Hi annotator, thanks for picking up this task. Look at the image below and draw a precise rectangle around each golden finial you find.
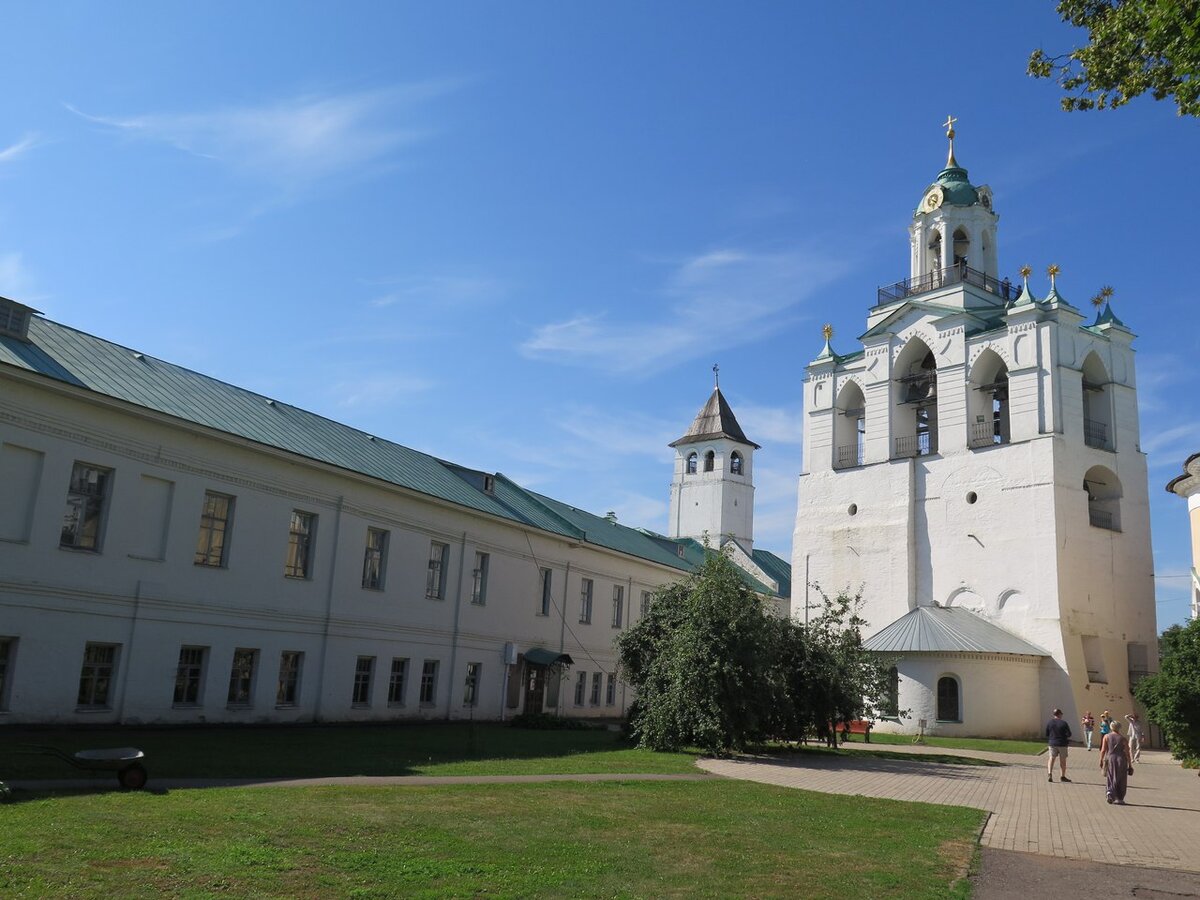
[942,114,958,167]
[1100,285,1114,301]
[1091,292,1105,309]
[822,324,834,342]
[1019,265,1032,279]
[1047,264,1060,288]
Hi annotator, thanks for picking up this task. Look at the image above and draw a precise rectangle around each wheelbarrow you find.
[23,745,148,790]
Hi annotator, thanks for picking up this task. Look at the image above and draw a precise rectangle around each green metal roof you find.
[1,316,795,585]
[751,548,792,600]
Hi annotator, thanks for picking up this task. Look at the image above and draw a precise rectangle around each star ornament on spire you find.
[1047,264,1060,288]
[822,323,834,341]
[1019,265,1032,280]
[1100,285,1114,301]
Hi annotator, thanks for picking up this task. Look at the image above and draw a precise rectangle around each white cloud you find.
[521,245,844,376]
[0,252,36,298]
[68,82,457,193]
[735,403,804,447]
[0,133,39,165]
[325,372,434,408]
[368,275,504,309]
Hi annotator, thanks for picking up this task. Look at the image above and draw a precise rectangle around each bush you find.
[508,712,596,731]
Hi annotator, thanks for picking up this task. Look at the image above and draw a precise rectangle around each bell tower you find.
[667,367,759,551]
[909,115,999,281]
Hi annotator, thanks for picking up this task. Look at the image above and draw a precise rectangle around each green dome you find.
[932,165,979,206]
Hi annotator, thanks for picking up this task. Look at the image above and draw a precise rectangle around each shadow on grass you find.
[733,745,1007,779]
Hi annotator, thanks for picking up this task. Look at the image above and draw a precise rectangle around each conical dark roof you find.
[669,387,759,448]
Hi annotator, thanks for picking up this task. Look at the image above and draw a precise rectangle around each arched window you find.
[892,339,937,459]
[1081,352,1113,450]
[686,452,698,475]
[730,451,743,475]
[952,227,970,270]
[834,381,866,468]
[885,667,899,718]
[968,349,1009,448]
[1084,465,1122,532]
[936,675,961,722]
[704,450,715,472]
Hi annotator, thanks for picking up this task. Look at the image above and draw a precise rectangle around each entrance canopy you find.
[523,648,574,667]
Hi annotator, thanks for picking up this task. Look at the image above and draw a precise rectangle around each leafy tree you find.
[615,550,785,754]
[1028,1,1200,117]
[1134,619,1200,763]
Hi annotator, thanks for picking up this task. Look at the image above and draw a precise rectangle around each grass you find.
[2,722,698,780]
[840,731,1047,756]
[0,780,985,898]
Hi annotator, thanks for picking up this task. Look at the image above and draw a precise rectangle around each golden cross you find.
[942,114,957,137]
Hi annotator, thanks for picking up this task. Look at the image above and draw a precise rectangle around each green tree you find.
[1028,1,1200,116]
[1134,619,1200,763]
[615,550,785,754]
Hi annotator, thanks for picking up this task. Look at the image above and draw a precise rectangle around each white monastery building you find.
[793,121,1158,739]
[1166,453,1200,622]
[0,299,788,726]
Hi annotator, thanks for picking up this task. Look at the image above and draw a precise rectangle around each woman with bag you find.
[1100,720,1134,805]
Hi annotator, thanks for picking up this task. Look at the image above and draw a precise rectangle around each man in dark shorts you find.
[1046,708,1072,782]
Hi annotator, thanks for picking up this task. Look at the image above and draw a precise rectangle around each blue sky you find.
[1,3,1196,628]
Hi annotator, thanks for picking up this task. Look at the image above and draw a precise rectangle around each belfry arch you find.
[892,337,937,458]
[834,381,866,468]
[968,349,1009,448]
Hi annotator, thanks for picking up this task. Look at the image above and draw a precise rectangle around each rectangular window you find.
[194,491,234,567]
[574,670,586,706]
[277,651,302,706]
[61,462,112,551]
[471,551,489,605]
[352,656,374,706]
[426,541,449,599]
[77,642,118,708]
[285,511,316,579]
[539,568,552,616]
[590,672,602,706]
[362,527,388,590]
[606,672,616,706]
[0,637,14,710]
[173,646,206,706]
[612,586,624,628]
[388,658,409,705]
[420,659,439,705]
[464,662,481,706]
[641,590,652,618]
[580,578,593,623]
[227,648,258,706]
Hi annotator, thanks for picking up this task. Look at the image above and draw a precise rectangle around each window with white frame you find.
[641,590,652,618]
[420,659,438,705]
[388,658,408,705]
[227,648,258,706]
[77,642,118,708]
[606,672,616,706]
[0,637,12,710]
[611,585,624,628]
[194,491,234,567]
[61,462,112,551]
[277,651,302,706]
[580,578,593,623]
[362,527,388,590]
[173,646,206,706]
[590,672,602,705]
[471,552,489,605]
[352,656,374,706]
[426,541,449,599]
[539,567,552,616]
[464,662,481,706]
[574,670,586,705]
[285,511,316,579]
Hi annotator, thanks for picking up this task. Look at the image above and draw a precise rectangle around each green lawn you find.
[840,731,1046,755]
[0,781,984,898]
[2,722,698,780]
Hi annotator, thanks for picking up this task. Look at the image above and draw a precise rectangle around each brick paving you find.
[699,745,1200,872]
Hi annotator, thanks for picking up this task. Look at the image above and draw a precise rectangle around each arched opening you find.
[834,381,866,469]
[686,452,698,475]
[953,227,970,270]
[703,450,715,473]
[730,451,743,475]
[936,675,961,722]
[968,349,1010,448]
[1081,352,1113,450]
[885,666,900,718]
[928,230,943,280]
[893,338,938,458]
[1084,464,1122,532]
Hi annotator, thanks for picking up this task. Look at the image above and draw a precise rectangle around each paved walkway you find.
[699,745,1200,872]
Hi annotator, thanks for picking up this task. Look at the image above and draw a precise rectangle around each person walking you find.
[1100,720,1134,804]
[1081,711,1095,751]
[1046,707,1072,782]
[1125,713,1144,762]
[1099,710,1113,742]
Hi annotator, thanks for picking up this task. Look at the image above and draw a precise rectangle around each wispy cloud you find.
[521,246,844,376]
[0,252,37,298]
[324,372,434,409]
[368,274,504,309]
[68,82,458,195]
[0,133,39,165]
[736,403,804,447]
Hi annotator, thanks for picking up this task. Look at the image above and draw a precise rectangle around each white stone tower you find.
[792,119,1157,739]
[668,372,759,552]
